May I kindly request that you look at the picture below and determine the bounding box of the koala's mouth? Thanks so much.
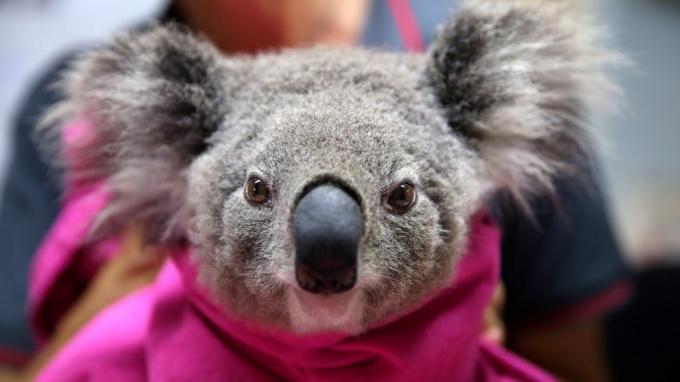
[287,287,364,333]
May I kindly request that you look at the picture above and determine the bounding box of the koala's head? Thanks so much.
[50,0,614,334]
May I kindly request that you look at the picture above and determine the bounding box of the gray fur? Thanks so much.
[43,0,618,334]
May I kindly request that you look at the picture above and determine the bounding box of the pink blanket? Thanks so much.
[29,122,556,381]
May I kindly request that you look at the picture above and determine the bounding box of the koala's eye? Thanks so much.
[245,177,270,205]
[385,182,416,213]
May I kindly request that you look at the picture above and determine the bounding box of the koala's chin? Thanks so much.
[286,287,366,334]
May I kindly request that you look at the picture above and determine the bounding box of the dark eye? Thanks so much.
[245,176,270,204]
[386,182,416,213]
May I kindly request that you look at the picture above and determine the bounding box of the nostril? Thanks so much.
[296,263,357,294]
[295,264,321,293]
[327,266,356,293]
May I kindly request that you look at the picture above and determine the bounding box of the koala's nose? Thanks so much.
[293,183,363,294]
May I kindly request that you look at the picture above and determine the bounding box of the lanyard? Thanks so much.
[386,0,424,52]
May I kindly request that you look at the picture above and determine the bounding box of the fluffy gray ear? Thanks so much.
[425,0,618,205]
[45,24,243,241]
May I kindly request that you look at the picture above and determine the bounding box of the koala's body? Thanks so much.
[39,0,617,378]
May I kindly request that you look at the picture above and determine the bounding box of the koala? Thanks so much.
[45,0,615,336]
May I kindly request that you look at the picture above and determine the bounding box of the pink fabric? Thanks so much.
[30,119,556,381]
[28,119,120,343]
[31,192,556,382]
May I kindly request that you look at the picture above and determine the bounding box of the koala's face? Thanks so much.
[187,51,478,332]
[59,1,609,334]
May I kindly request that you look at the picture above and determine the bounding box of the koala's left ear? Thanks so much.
[44,24,247,241]
[55,24,243,173]
[424,0,619,203]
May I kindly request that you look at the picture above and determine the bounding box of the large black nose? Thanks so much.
[293,183,363,294]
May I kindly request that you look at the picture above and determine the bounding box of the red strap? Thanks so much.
[386,0,424,52]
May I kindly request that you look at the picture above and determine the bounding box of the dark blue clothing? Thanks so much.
[0,56,70,352]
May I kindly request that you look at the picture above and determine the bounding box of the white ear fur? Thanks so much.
[426,0,622,208]
[41,24,242,242]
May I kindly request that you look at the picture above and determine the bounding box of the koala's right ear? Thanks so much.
[43,24,246,241]
[423,0,619,208]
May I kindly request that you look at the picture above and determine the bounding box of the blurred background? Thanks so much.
[0,0,678,381]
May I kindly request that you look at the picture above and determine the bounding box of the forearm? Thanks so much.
[508,320,611,382]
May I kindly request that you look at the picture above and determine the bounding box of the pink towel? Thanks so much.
[30,120,556,381]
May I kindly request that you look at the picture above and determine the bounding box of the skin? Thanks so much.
[508,320,612,382]
[13,0,617,380]
[175,0,370,51]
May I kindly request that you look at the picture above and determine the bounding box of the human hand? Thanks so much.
[483,283,506,345]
